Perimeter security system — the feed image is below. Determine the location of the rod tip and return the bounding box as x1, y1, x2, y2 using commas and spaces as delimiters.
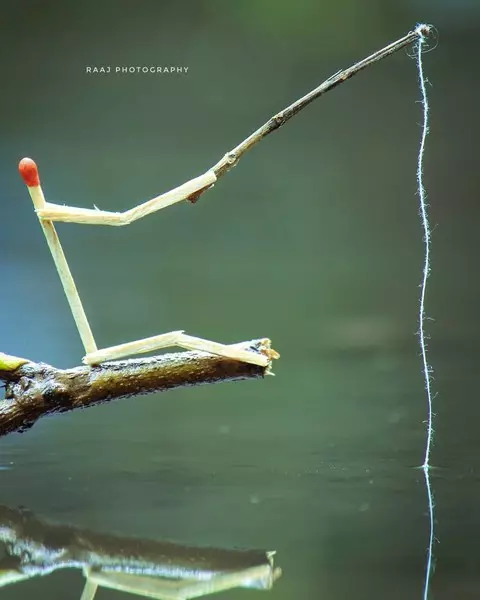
416, 23, 432, 38
18, 157, 40, 187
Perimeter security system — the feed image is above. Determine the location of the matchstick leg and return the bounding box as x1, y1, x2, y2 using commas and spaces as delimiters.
83, 331, 270, 367
79, 576, 98, 600
83, 563, 278, 600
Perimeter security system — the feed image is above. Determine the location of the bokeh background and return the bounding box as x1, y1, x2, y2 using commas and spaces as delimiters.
0, 0, 479, 598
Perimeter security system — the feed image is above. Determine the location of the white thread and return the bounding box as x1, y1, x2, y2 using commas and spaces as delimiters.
415, 25, 434, 600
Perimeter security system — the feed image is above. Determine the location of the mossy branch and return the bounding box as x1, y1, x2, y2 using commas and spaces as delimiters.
0, 339, 275, 437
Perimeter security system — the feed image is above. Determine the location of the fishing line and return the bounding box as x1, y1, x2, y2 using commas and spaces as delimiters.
414, 24, 435, 600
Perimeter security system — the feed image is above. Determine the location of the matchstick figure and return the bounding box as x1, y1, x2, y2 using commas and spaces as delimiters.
18, 158, 269, 367
17, 26, 428, 370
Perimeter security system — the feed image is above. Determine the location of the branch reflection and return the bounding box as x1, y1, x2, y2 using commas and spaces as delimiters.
0, 505, 281, 599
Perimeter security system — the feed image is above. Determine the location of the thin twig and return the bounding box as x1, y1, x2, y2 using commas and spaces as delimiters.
211, 25, 432, 178
0, 339, 275, 437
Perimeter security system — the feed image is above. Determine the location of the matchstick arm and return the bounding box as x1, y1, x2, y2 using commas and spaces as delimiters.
34, 170, 217, 226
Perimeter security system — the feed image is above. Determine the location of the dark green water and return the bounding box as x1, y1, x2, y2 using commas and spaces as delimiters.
1, 1, 479, 598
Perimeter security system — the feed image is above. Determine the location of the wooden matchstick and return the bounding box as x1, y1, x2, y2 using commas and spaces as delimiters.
18, 158, 97, 355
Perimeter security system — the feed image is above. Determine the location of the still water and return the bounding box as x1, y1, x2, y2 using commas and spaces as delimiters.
1, 322, 473, 599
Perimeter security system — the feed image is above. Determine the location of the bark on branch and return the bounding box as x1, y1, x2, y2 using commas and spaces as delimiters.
0, 339, 276, 437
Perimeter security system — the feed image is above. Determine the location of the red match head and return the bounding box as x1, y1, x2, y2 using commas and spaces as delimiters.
18, 157, 40, 187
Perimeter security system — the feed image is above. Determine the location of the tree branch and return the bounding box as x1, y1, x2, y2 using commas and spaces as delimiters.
0, 339, 276, 437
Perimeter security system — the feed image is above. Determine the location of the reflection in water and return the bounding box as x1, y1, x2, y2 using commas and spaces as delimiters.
0, 505, 281, 599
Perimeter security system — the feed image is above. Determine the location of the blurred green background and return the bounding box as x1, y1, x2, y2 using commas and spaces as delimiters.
0, 0, 479, 598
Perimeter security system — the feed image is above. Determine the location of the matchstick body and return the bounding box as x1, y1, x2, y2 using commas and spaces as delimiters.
18, 158, 98, 355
